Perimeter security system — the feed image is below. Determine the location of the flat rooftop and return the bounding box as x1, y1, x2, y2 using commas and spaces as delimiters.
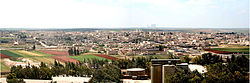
151, 59, 181, 62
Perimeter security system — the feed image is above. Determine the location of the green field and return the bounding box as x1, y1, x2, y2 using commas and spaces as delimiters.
1, 62, 10, 72
0, 37, 15, 39
1, 50, 21, 57
68, 55, 111, 62
211, 47, 249, 54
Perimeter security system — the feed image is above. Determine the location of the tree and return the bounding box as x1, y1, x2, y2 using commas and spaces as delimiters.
32, 45, 36, 50
159, 45, 164, 51
6, 73, 25, 83
76, 49, 80, 55
90, 64, 121, 83
74, 47, 77, 56
68, 48, 73, 56
181, 55, 191, 63
40, 62, 47, 68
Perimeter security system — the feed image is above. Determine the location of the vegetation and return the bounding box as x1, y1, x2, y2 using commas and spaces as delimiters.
210, 47, 249, 54
6, 52, 249, 83
68, 55, 111, 62
30, 51, 55, 56
1, 62, 10, 72
0, 37, 16, 39
165, 70, 203, 83
6, 73, 25, 83
90, 64, 121, 83
114, 57, 154, 77
1, 50, 21, 57
10, 59, 120, 82
167, 53, 249, 83
191, 53, 223, 65
10, 61, 92, 80
68, 47, 80, 56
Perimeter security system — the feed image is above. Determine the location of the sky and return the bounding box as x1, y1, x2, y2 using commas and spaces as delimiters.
0, 0, 248, 28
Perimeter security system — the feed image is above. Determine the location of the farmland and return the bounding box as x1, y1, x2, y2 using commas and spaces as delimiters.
30, 57, 57, 65
68, 55, 111, 62
1, 50, 21, 57
0, 53, 11, 58
0, 62, 10, 72
0, 37, 15, 39
0, 50, 67, 72
94, 54, 118, 61
50, 56, 78, 63
210, 46, 249, 54
38, 50, 69, 56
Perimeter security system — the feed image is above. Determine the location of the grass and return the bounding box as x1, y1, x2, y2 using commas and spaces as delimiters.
9, 58, 25, 62
28, 50, 55, 56
68, 55, 111, 62
8, 50, 55, 57
0, 37, 15, 39
1, 62, 10, 72
28, 57, 56, 65
8, 50, 32, 57
211, 47, 249, 54
1, 50, 21, 57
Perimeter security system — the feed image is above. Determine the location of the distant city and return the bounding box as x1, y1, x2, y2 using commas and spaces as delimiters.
0, 28, 249, 83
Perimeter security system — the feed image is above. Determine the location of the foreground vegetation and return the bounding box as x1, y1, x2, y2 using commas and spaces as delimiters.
6, 53, 249, 83
166, 53, 249, 83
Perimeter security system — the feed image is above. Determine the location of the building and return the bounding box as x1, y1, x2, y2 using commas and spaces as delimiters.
121, 68, 150, 83
151, 59, 188, 83
52, 76, 91, 83
121, 68, 148, 80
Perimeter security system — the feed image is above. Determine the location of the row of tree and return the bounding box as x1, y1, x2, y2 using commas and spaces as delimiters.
9, 59, 122, 83
68, 47, 80, 56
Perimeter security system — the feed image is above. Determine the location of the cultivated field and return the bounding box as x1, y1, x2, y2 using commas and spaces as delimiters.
30, 57, 57, 65
50, 56, 78, 63
39, 50, 69, 56
210, 47, 249, 54
0, 62, 10, 72
1, 50, 21, 57
210, 46, 249, 54
94, 54, 118, 61
0, 53, 11, 58
17, 50, 45, 56
0, 50, 68, 72
68, 55, 111, 62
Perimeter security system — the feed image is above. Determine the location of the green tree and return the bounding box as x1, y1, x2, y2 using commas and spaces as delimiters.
7, 73, 25, 83
32, 45, 36, 50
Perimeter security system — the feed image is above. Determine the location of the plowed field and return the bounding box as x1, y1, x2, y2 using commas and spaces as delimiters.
94, 54, 117, 61
50, 56, 78, 63
0, 53, 11, 58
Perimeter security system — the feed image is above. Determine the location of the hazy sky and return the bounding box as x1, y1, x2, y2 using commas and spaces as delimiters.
0, 0, 248, 28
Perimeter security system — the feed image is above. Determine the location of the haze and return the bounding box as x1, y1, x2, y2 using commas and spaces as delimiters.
0, 0, 248, 28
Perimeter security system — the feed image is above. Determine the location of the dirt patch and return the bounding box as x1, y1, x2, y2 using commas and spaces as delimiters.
94, 54, 118, 61
0, 53, 11, 58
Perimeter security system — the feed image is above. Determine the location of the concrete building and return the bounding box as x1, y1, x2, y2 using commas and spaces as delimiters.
151, 59, 188, 83
121, 68, 148, 80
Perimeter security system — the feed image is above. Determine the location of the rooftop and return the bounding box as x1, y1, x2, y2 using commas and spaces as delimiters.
127, 68, 145, 71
